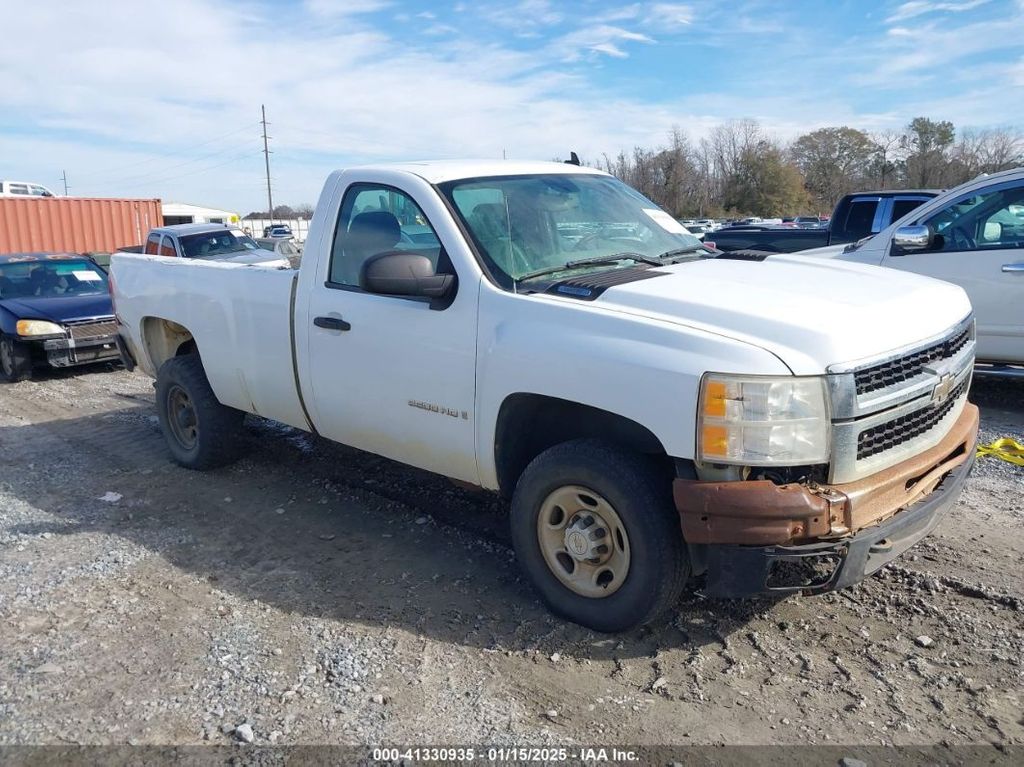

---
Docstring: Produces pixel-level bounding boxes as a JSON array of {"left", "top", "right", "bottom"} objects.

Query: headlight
[
  {"left": 698, "top": 374, "right": 830, "bottom": 465},
  {"left": 16, "top": 319, "right": 66, "bottom": 337}
]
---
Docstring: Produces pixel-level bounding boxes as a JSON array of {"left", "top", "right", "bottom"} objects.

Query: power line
[
  {"left": 115, "top": 150, "right": 261, "bottom": 190},
  {"left": 95, "top": 137, "right": 262, "bottom": 188},
  {"left": 75, "top": 123, "right": 259, "bottom": 183}
]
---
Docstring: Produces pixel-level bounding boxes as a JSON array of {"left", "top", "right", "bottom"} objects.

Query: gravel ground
[{"left": 0, "top": 366, "right": 1021, "bottom": 750}]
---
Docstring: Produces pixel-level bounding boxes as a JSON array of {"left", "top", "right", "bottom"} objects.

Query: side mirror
[
  {"left": 892, "top": 225, "right": 933, "bottom": 252},
  {"left": 362, "top": 252, "right": 454, "bottom": 299}
]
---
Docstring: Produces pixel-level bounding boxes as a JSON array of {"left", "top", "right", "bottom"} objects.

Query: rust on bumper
[{"left": 675, "top": 403, "right": 979, "bottom": 546}]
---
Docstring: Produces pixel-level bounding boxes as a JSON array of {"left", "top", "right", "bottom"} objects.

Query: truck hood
[
  {"left": 792, "top": 242, "right": 848, "bottom": 258},
  {"left": 0, "top": 293, "right": 113, "bottom": 324},
  {"left": 591, "top": 255, "right": 972, "bottom": 375}
]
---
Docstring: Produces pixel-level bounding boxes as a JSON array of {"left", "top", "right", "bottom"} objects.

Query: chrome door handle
[{"left": 1002, "top": 262, "right": 1024, "bottom": 273}]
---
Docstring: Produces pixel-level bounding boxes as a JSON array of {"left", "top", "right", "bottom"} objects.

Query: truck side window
[
  {"left": 843, "top": 199, "right": 878, "bottom": 240},
  {"left": 892, "top": 198, "right": 928, "bottom": 223},
  {"left": 144, "top": 233, "right": 161, "bottom": 255},
  {"left": 158, "top": 236, "right": 176, "bottom": 258},
  {"left": 329, "top": 184, "right": 443, "bottom": 288},
  {"left": 923, "top": 183, "right": 1024, "bottom": 253}
]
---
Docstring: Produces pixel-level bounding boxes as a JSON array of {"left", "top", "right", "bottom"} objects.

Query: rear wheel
[
  {"left": 155, "top": 353, "right": 245, "bottom": 469},
  {"left": 510, "top": 439, "right": 689, "bottom": 632},
  {"left": 0, "top": 333, "right": 32, "bottom": 382}
]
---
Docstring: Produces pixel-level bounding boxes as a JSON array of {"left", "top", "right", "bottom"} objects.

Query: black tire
[
  {"left": 0, "top": 333, "right": 32, "bottom": 382},
  {"left": 510, "top": 439, "right": 689, "bottom": 632},
  {"left": 155, "top": 353, "right": 245, "bottom": 470}
]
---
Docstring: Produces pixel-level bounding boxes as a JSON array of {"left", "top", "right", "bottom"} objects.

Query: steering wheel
[{"left": 949, "top": 226, "right": 976, "bottom": 251}]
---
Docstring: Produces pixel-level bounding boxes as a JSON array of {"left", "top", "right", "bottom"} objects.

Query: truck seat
[{"left": 340, "top": 210, "right": 401, "bottom": 286}]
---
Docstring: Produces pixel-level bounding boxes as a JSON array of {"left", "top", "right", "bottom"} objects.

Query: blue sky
[{"left": 1, "top": 0, "right": 1021, "bottom": 212}]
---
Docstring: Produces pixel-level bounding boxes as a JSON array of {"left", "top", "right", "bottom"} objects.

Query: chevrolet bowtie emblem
[{"left": 930, "top": 373, "right": 955, "bottom": 407}]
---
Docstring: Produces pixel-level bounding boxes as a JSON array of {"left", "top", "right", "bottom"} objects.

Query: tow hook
[{"left": 807, "top": 483, "right": 849, "bottom": 536}]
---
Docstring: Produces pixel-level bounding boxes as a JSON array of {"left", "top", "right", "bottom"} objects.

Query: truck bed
[{"left": 111, "top": 254, "right": 308, "bottom": 430}]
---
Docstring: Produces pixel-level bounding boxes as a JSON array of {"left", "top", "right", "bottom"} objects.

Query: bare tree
[
  {"left": 902, "top": 117, "right": 955, "bottom": 187},
  {"left": 869, "top": 130, "right": 905, "bottom": 189}
]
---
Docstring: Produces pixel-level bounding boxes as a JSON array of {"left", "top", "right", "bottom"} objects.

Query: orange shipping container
[{"left": 0, "top": 197, "right": 163, "bottom": 255}]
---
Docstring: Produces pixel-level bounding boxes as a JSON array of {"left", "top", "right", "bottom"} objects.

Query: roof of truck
[
  {"left": 346, "top": 159, "right": 607, "bottom": 184},
  {"left": 150, "top": 223, "right": 237, "bottom": 236}
]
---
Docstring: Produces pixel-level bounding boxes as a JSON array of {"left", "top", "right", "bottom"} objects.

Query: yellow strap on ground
[{"left": 976, "top": 438, "right": 1024, "bottom": 466}]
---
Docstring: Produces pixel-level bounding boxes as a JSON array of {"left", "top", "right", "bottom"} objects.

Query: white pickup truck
[
  {"left": 111, "top": 160, "right": 979, "bottom": 631},
  {"left": 800, "top": 166, "right": 1024, "bottom": 374}
]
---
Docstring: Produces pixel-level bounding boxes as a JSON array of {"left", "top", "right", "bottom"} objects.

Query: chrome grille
[
  {"left": 828, "top": 315, "right": 975, "bottom": 484},
  {"left": 68, "top": 318, "right": 116, "bottom": 341},
  {"left": 853, "top": 324, "right": 971, "bottom": 395},
  {"left": 856, "top": 379, "right": 968, "bottom": 460}
]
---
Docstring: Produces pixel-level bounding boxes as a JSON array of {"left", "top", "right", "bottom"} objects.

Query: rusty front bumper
[{"left": 674, "top": 403, "right": 979, "bottom": 597}]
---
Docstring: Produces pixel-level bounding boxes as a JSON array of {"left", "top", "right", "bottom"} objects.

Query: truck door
[
  {"left": 884, "top": 179, "right": 1024, "bottom": 363},
  {"left": 302, "top": 181, "right": 480, "bottom": 483}
]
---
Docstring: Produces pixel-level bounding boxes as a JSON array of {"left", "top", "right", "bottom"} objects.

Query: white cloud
[
  {"left": 478, "top": 0, "right": 563, "bottom": 30},
  {"left": 0, "top": 1, "right": 682, "bottom": 210},
  {"left": 304, "top": 0, "right": 391, "bottom": 17},
  {"left": 886, "top": 0, "right": 991, "bottom": 23},
  {"left": 1, "top": 0, "right": 1020, "bottom": 213},
  {"left": 645, "top": 3, "right": 694, "bottom": 29},
  {"left": 552, "top": 24, "right": 653, "bottom": 61}
]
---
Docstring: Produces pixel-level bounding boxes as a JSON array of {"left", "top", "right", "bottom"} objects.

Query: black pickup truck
[{"left": 711, "top": 190, "right": 939, "bottom": 253}]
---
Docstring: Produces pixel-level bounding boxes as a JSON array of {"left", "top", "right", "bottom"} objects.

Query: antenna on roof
[{"left": 564, "top": 151, "right": 580, "bottom": 166}]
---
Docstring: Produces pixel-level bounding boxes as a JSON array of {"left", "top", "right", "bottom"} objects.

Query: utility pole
[
  {"left": 261, "top": 105, "right": 275, "bottom": 225},
  {"left": 61, "top": 170, "right": 69, "bottom": 195}
]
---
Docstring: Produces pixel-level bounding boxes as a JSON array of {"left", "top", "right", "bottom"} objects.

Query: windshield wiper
[
  {"left": 656, "top": 246, "right": 706, "bottom": 260},
  {"left": 515, "top": 252, "right": 661, "bottom": 285}
]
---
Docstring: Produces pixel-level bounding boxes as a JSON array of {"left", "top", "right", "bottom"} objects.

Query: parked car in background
[
  {"left": 398, "top": 224, "right": 441, "bottom": 247},
  {"left": 263, "top": 224, "right": 293, "bottom": 238},
  {"left": 794, "top": 216, "right": 825, "bottom": 228},
  {"left": 680, "top": 222, "right": 710, "bottom": 240},
  {"left": 0, "top": 180, "right": 57, "bottom": 197},
  {"left": 802, "top": 167, "right": 1024, "bottom": 372},
  {"left": 0, "top": 253, "right": 118, "bottom": 381},
  {"left": 711, "top": 191, "right": 939, "bottom": 253},
  {"left": 256, "top": 237, "right": 302, "bottom": 263},
  {"left": 137, "top": 224, "right": 289, "bottom": 268},
  {"left": 113, "top": 160, "right": 978, "bottom": 632}
]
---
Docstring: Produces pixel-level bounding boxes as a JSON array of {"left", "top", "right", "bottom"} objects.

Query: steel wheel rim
[
  {"left": 536, "top": 484, "right": 631, "bottom": 598},
  {"left": 166, "top": 384, "right": 198, "bottom": 450}
]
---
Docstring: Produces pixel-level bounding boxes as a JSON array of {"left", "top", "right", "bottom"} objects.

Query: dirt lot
[{"left": 0, "top": 365, "right": 1021, "bottom": 750}]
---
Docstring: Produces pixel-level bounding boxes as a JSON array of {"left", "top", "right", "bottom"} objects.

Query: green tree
[
  {"left": 724, "top": 141, "right": 810, "bottom": 216},
  {"left": 790, "top": 127, "right": 877, "bottom": 210}
]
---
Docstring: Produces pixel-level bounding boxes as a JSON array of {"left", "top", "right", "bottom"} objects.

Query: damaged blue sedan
[{"left": 0, "top": 253, "right": 119, "bottom": 382}]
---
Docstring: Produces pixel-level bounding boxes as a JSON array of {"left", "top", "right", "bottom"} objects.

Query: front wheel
[
  {"left": 0, "top": 333, "right": 32, "bottom": 382},
  {"left": 155, "top": 353, "right": 245, "bottom": 469},
  {"left": 510, "top": 439, "right": 689, "bottom": 632}
]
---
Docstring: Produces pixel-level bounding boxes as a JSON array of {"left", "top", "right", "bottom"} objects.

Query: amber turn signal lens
[
  {"left": 703, "top": 380, "right": 728, "bottom": 418},
  {"left": 701, "top": 424, "right": 729, "bottom": 457}
]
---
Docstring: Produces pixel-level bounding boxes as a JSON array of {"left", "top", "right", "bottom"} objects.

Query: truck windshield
[
  {"left": 178, "top": 230, "right": 260, "bottom": 258},
  {"left": 0, "top": 258, "right": 109, "bottom": 298},
  {"left": 438, "top": 174, "right": 705, "bottom": 286}
]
